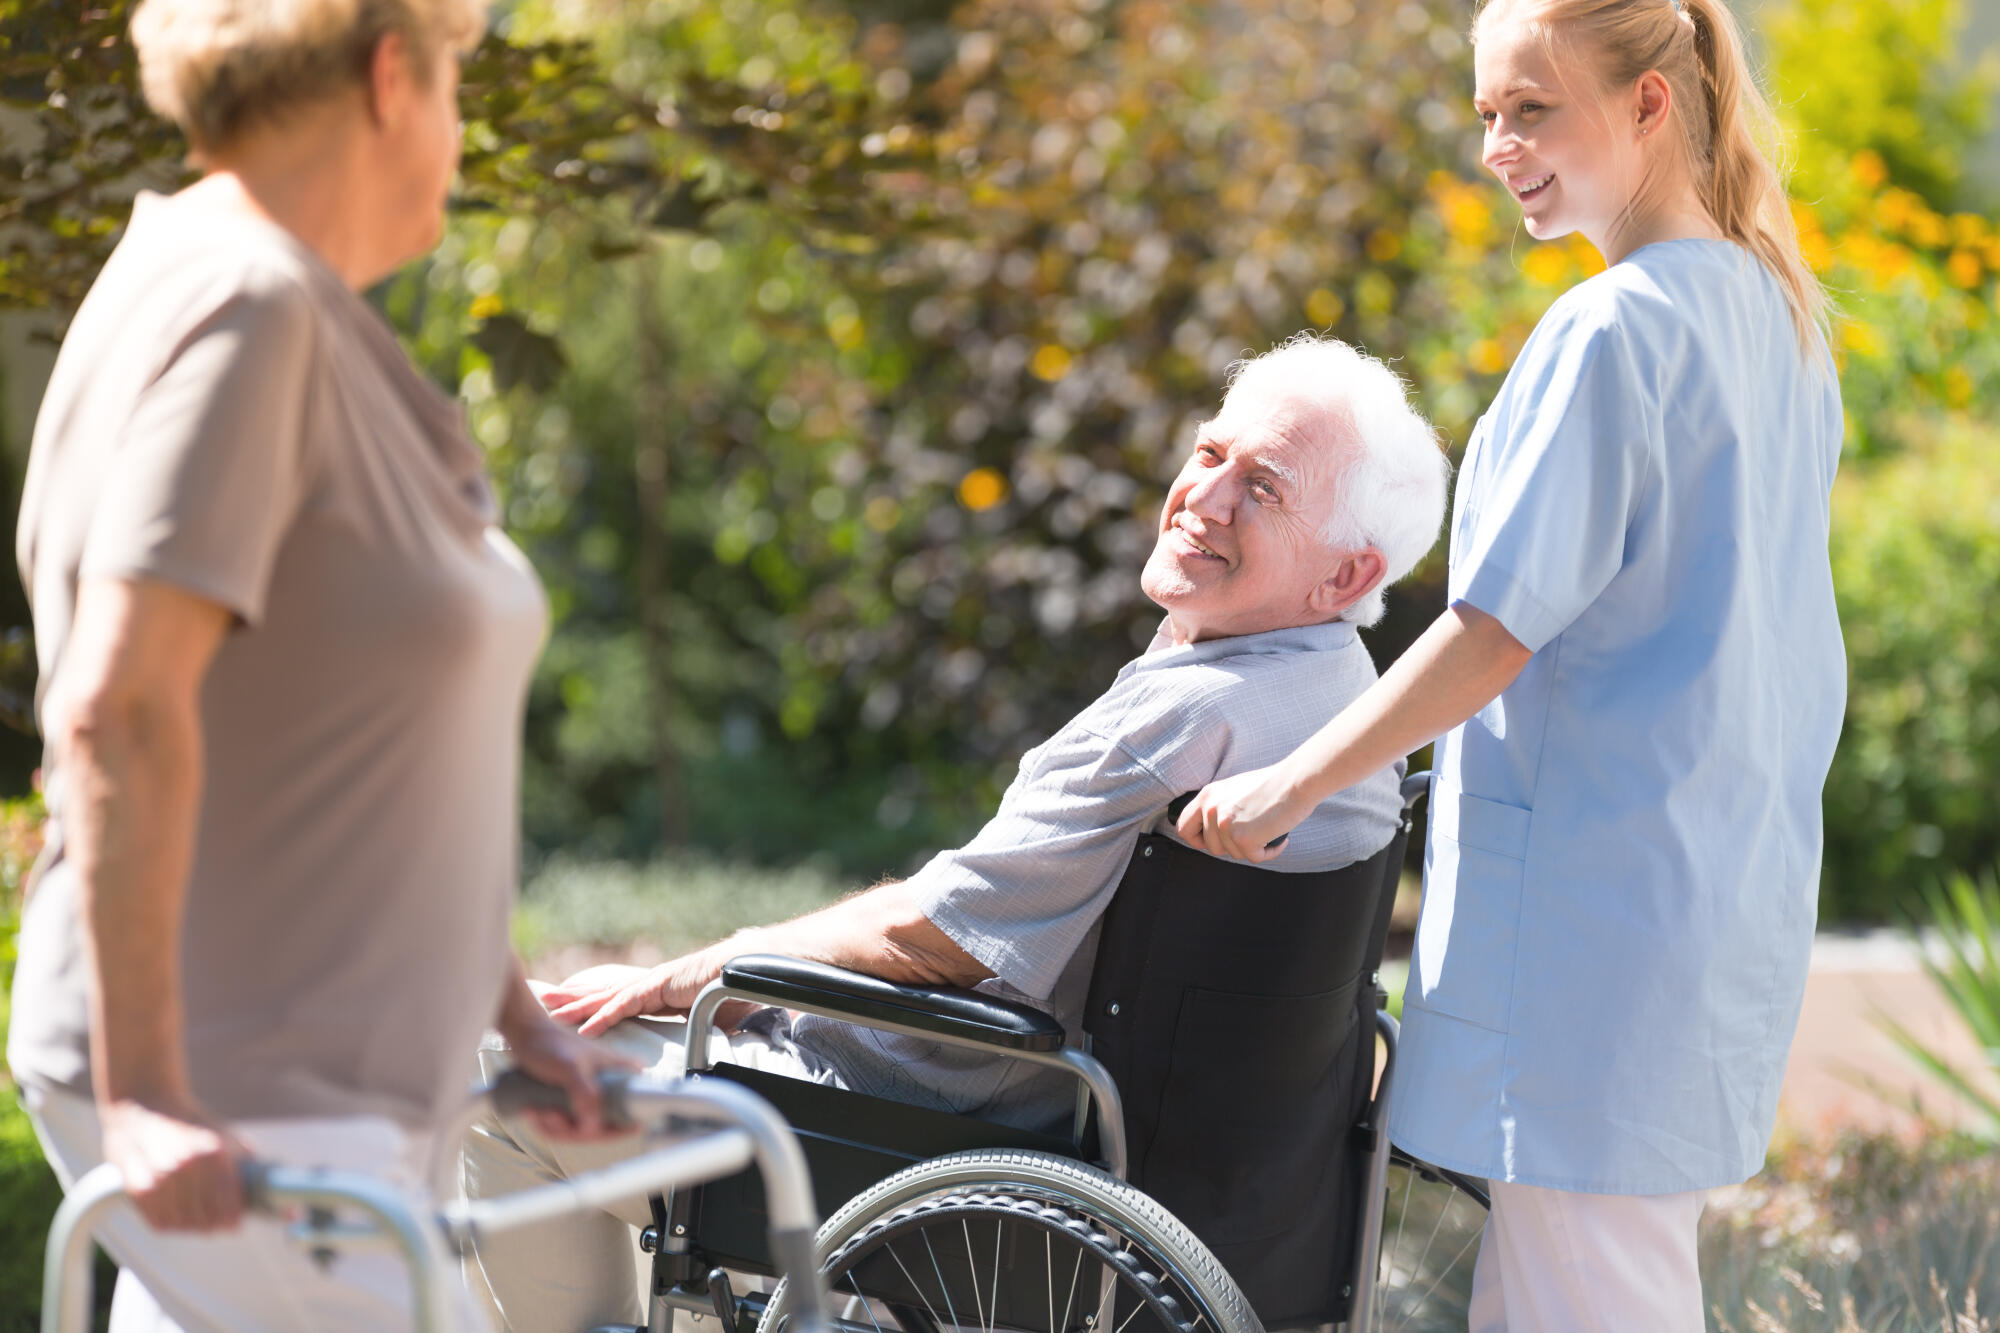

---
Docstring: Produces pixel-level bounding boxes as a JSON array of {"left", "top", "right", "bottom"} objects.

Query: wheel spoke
[
  {"left": 1391, "top": 1223, "right": 1483, "bottom": 1330},
  {"left": 1047, "top": 1231, "right": 1056, "bottom": 1333},
  {"left": 886, "top": 1240, "right": 950, "bottom": 1333},
  {"left": 849, "top": 1272, "right": 888, "bottom": 1333},
  {"left": 1059, "top": 1244, "right": 1084, "bottom": 1333},
  {"left": 922, "top": 1229, "right": 964, "bottom": 1332},
  {"left": 963, "top": 1219, "right": 988, "bottom": 1333},
  {"left": 987, "top": 1217, "right": 1003, "bottom": 1333},
  {"left": 1390, "top": 1190, "right": 1454, "bottom": 1333},
  {"left": 1111, "top": 1286, "right": 1150, "bottom": 1333}
]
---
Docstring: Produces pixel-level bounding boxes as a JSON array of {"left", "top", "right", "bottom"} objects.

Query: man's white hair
[{"left": 1223, "top": 332, "right": 1450, "bottom": 627}]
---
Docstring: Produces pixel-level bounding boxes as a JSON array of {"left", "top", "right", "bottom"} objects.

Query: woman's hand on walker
[
  {"left": 1176, "top": 762, "right": 1311, "bottom": 864},
  {"left": 100, "top": 1093, "right": 247, "bottom": 1231},
  {"left": 502, "top": 1009, "right": 641, "bottom": 1142}
]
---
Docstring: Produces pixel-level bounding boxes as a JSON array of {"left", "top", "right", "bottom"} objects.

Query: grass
[
  {"left": 1701, "top": 1126, "right": 2000, "bottom": 1331},
  {"left": 513, "top": 850, "right": 853, "bottom": 968}
]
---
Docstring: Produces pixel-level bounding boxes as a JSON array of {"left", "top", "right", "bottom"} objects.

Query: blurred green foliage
[
  {"left": 0, "top": 794, "right": 73, "bottom": 1333},
  {"left": 0, "top": 0, "right": 1996, "bottom": 910},
  {"left": 1824, "top": 420, "right": 2000, "bottom": 915}
]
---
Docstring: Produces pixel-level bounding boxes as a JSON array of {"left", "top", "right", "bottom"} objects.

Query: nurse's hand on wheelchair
[{"left": 1175, "top": 763, "right": 1303, "bottom": 863}]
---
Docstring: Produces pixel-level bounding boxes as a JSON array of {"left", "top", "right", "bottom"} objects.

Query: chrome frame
[
  {"left": 42, "top": 1073, "right": 831, "bottom": 1333},
  {"left": 1341, "top": 1009, "right": 1400, "bottom": 1333}
]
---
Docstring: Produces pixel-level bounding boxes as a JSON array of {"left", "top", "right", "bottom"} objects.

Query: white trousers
[
  {"left": 23, "top": 1081, "right": 488, "bottom": 1333},
  {"left": 1468, "top": 1179, "right": 1708, "bottom": 1333},
  {"left": 460, "top": 1016, "right": 818, "bottom": 1333}
]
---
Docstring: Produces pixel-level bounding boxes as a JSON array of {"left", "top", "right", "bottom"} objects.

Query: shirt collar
[{"left": 1121, "top": 617, "right": 1359, "bottom": 680}]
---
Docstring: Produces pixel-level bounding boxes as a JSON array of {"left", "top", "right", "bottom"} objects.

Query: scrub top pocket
[{"left": 1411, "top": 789, "right": 1530, "bottom": 1034}]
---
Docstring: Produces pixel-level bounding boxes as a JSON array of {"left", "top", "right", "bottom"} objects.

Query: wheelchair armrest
[{"left": 719, "top": 954, "right": 1068, "bottom": 1053}]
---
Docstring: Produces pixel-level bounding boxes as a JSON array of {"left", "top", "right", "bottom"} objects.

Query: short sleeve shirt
[
  {"left": 1389, "top": 240, "right": 1846, "bottom": 1193},
  {"left": 789, "top": 619, "right": 1404, "bottom": 1132},
  {"left": 9, "top": 193, "right": 548, "bottom": 1131}
]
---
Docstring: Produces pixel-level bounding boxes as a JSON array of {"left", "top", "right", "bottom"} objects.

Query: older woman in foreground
[{"left": 9, "top": 1, "right": 620, "bottom": 1327}]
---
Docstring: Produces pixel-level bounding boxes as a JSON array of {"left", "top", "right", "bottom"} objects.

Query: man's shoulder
[{"left": 1067, "top": 626, "right": 1378, "bottom": 754}]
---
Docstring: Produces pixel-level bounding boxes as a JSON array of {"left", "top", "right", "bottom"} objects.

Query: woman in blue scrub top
[{"left": 1177, "top": 0, "right": 1842, "bottom": 1326}]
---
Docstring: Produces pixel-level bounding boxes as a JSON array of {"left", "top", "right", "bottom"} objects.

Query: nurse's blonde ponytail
[{"left": 1476, "top": 0, "right": 1829, "bottom": 356}]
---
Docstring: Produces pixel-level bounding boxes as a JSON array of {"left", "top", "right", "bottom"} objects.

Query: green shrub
[{"left": 1821, "top": 417, "right": 2000, "bottom": 919}]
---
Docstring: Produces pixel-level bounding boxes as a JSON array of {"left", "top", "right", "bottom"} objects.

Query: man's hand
[
  {"left": 1176, "top": 761, "right": 1312, "bottom": 864},
  {"left": 99, "top": 1094, "right": 246, "bottom": 1232},
  {"left": 539, "top": 944, "right": 755, "bottom": 1038}
]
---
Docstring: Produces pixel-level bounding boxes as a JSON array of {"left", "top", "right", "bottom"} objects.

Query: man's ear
[
  {"left": 365, "top": 30, "right": 415, "bottom": 131},
  {"left": 1309, "top": 547, "right": 1387, "bottom": 619}
]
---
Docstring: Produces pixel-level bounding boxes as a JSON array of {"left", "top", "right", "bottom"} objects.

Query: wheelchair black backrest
[{"left": 1080, "top": 819, "right": 1408, "bottom": 1327}]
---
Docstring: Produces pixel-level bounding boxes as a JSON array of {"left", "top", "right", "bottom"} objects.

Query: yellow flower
[
  {"left": 1947, "top": 250, "right": 1982, "bottom": 289},
  {"left": 1873, "top": 190, "right": 1915, "bottom": 233},
  {"left": 1907, "top": 208, "right": 1949, "bottom": 249},
  {"left": 1942, "top": 365, "right": 1974, "bottom": 408},
  {"left": 1840, "top": 320, "right": 1885, "bottom": 358},
  {"left": 1469, "top": 338, "right": 1508, "bottom": 375},
  {"left": 1951, "top": 214, "right": 1990, "bottom": 249},
  {"left": 469, "top": 293, "right": 503, "bottom": 320},
  {"left": 1306, "top": 288, "right": 1345, "bottom": 327},
  {"left": 1799, "top": 230, "right": 1835, "bottom": 274},
  {"left": 1850, "top": 151, "right": 1888, "bottom": 189},
  {"left": 1566, "top": 235, "right": 1607, "bottom": 275},
  {"left": 1522, "top": 245, "right": 1569, "bottom": 286},
  {"left": 958, "top": 467, "right": 1008, "bottom": 511},
  {"left": 1437, "top": 184, "right": 1493, "bottom": 248},
  {"left": 1365, "top": 229, "right": 1404, "bottom": 263},
  {"left": 1030, "top": 344, "right": 1073, "bottom": 381}
]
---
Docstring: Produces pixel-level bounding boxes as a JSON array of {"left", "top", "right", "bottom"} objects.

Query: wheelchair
[{"left": 611, "top": 771, "right": 1488, "bottom": 1333}]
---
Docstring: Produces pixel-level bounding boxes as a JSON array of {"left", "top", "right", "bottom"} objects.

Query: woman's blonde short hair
[{"left": 131, "top": 0, "right": 488, "bottom": 152}]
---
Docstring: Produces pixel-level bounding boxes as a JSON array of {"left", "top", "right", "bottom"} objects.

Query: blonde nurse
[{"left": 1175, "top": 0, "right": 1843, "bottom": 1326}]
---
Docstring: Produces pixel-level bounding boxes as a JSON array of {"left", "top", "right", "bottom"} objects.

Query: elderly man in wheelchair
[{"left": 462, "top": 333, "right": 1459, "bottom": 1333}]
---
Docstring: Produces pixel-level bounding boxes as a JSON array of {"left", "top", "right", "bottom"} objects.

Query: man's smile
[{"left": 1171, "top": 520, "right": 1226, "bottom": 562}]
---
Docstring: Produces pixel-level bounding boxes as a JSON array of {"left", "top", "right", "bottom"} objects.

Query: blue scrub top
[{"left": 1389, "top": 239, "right": 1846, "bottom": 1195}]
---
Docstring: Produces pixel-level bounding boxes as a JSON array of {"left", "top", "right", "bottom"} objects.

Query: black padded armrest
[{"left": 719, "top": 954, "right": 1068, "bottom": 1053}]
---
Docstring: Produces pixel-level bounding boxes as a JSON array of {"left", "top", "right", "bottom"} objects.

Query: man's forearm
[{"left": 700, "top": 882, "right": 991, "bottom": 990}]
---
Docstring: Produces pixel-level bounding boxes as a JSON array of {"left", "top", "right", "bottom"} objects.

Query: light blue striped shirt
[{"left": 788, "top": 618, "right": 1403, "bottom": 1132}]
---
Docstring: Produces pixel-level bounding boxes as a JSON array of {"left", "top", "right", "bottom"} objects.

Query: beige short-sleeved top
[{"left": 9, "top": 192, "right": 547, "bottom": 1130}]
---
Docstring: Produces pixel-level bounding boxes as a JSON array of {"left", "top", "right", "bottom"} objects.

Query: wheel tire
[
  {"left": 757, "top": 1149, "right": 1264, "bottom": 1333},
  {"left": 1369, "top": 1152, "right": 1490, "bottom": 1332}
]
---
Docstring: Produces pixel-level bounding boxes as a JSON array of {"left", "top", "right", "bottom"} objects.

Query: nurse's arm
[{"left": 1177, "top": 604, "right": 1531, "bottom": 861}]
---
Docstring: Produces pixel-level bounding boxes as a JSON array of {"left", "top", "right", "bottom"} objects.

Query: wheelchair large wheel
[
  {"left": 1367, "top": 1150, "right": 1489, "bottom": 1332},
  {"left": 759, "top": 1149, "right": 1263, "bottom": 1333}
]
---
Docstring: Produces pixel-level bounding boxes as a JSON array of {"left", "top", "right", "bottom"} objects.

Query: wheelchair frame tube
[
  {"left": 1343, "top": 1009, "right": 1399, "bottom": 1333},
  {"left": 686, "top": 980, "right": 1131, "bottom": 1181}
]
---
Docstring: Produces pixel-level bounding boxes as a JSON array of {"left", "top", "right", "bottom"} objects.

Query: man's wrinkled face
[{"left": 1140, "top": 385, "right": 1352, "bottom": 643}]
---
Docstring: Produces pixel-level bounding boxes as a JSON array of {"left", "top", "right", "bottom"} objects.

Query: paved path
[{"left": 1779, "top": 930, "right": 1998, "bottom": 1139}]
